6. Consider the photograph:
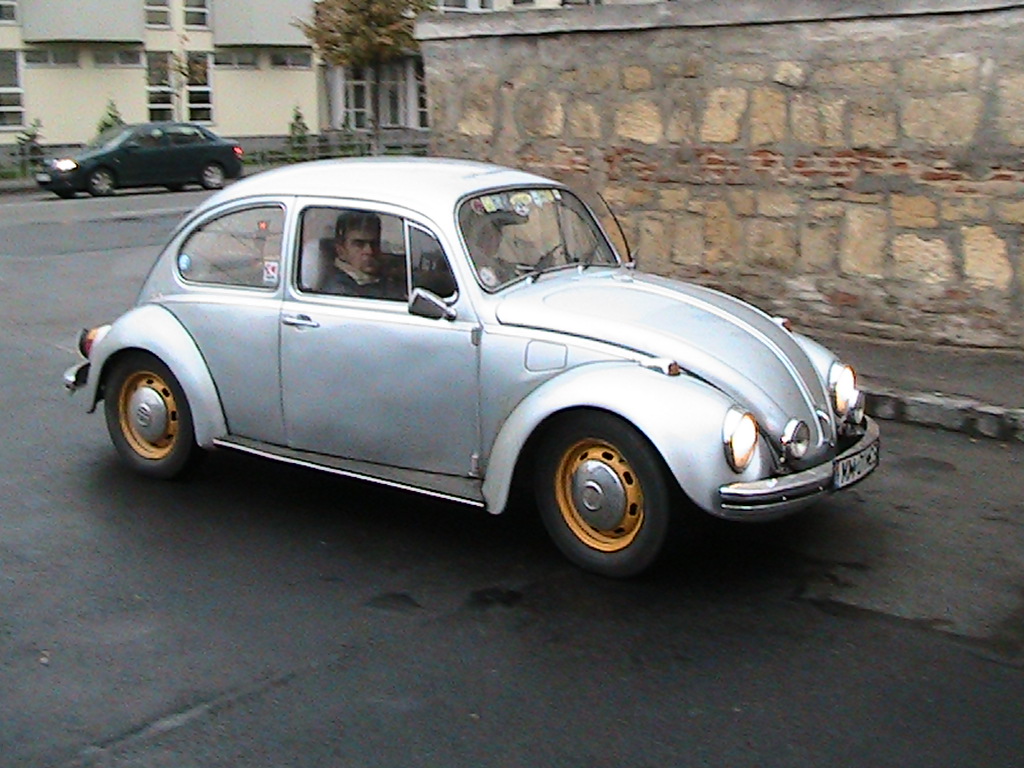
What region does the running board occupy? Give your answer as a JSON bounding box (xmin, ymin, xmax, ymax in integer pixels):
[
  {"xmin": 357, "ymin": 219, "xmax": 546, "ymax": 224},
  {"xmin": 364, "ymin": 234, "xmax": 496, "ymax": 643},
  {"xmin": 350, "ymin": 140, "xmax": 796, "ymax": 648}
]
[{"xmin": 213, "ymin": 436, "xmax": 486, "ymax": 508}]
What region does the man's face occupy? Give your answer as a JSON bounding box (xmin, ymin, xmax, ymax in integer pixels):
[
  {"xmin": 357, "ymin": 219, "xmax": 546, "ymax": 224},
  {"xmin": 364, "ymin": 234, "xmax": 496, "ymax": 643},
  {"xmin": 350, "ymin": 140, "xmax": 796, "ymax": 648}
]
[{"xmin": 336, "ymin": 228, "xmax": 380, "ymax": 275}]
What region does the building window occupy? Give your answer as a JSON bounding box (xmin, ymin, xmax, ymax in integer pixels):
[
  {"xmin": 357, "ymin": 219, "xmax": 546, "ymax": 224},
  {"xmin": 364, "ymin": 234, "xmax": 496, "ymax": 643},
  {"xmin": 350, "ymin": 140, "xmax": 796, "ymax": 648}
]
[
  {"xmin": 331, "ymin": 58, "xmax": 427, "ymax": 131},
  {"xmin": 94, "ymin": 49, "xmax": 142, "ymax": 67},
  {"xmin": 146, "ymin": 51, "xmax": 173, "ymax": 121},
  {"xmin": 24, "ymin": 48, "xmax": 79, "ymax": 67},
  {"xmin": 269, "ymin": 50, "xmax": 312, "ymax": 70},
  {"xmin": 0, "ymin": 1, "xmax": 15, "ymax": 22},
  {"xmin": 184, "ymin": 0, "xmax": 209, "ymax": 27},
  {"xmin": 437, "ymin": 0, "xmax": 493, "ymax": 10},
  {"xmin": 186, "ymin": 52, "xmax": 212, "ymax": 122},
  {"xmin": 0, "ymin": 50, "xmax": 23, "ymax": 126},
  {"xmin": 214, "ymin": 49, "xmax": 258, "ymax": 69},
  {"xmin": 145, "ymin": 0, "xmax": 170, "ymax": 26}
]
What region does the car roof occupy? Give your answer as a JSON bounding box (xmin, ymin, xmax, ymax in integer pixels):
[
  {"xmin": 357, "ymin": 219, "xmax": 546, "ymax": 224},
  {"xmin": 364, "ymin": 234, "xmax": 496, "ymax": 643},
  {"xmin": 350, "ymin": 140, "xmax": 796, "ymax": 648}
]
[{"xmin": 196, "ymin": 157, "xmax": 561, "ymax": 223}]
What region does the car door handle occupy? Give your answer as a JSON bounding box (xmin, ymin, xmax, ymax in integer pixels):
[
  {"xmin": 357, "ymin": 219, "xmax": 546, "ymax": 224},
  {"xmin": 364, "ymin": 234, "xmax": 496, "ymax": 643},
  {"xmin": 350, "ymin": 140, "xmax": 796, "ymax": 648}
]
[{"xmin": 281, "ymin": 313, "xmax": 320, "ymax": 329}]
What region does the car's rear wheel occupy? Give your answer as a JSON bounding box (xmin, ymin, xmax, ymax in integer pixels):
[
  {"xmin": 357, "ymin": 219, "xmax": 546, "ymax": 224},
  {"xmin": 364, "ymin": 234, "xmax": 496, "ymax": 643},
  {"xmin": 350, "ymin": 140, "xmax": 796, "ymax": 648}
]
[
  {"xmin": 535, "ymin": 411, "xmax": 673, "ymax": 578},
  {"xmin": 103, "ymin": 352, "xmax": 200, "ymax": 479},
  {"xmin": 86, "ymin": 168, "xmax": 115, "ymax": 196},
  {"xmin": 200, "ymin": 162, "xmax": 225, "ymax": 189}
]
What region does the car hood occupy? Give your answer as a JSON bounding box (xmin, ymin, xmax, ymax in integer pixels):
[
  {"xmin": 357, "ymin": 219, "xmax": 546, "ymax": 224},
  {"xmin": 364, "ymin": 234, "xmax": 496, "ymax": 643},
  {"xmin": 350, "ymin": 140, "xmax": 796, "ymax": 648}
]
[{"xmin": 494, "ymin": 269, "xmax": 835, "ymax": 452}]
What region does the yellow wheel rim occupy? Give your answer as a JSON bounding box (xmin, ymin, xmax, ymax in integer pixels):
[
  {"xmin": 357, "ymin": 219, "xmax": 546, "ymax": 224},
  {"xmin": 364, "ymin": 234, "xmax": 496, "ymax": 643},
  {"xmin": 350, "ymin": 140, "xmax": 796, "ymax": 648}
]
[
  {"xmin": 553, "ymin": 438, "xmax": 644, "ymax": 553},
  {"xmin": 117, "ymin": 370, "xmax": 179, "ymax": 460}
]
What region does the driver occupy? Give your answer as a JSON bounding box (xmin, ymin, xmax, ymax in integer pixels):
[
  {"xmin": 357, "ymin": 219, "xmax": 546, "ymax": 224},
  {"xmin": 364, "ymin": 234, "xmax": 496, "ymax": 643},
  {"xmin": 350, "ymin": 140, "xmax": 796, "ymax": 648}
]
[{"xmin": 322, "ymin": 211, "xmax": 404, "ymax": 299}]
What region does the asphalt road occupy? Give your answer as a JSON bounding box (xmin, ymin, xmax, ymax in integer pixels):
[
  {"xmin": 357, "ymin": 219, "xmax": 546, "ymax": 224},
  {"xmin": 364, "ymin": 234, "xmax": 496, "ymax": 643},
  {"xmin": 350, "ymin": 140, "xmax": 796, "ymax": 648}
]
[{"xmin": 2, "ymin": 190, "xmax": 1022, "ymax": 768}]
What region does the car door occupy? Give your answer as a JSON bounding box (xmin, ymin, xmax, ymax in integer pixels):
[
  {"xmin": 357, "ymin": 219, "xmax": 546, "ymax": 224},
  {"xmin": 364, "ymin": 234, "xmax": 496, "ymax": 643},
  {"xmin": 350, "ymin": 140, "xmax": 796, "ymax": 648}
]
[
  {"xmin": 280, "ymin": 204, "xmax": 481, "ymax": 477},
  {"xmin": 119, "ymin": 126, "xmax": 173, "ymax": 187},
  {"xmin": 163, "ymin": 124, "xmax": 202, "ymax": 184}
]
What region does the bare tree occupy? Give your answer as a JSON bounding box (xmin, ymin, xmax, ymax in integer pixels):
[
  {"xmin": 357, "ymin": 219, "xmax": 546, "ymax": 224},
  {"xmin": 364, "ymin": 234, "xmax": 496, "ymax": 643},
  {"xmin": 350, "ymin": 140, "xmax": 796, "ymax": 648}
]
[{"xmin": 296, "ymin": 0, "xmax": 433, "ymax": 154}]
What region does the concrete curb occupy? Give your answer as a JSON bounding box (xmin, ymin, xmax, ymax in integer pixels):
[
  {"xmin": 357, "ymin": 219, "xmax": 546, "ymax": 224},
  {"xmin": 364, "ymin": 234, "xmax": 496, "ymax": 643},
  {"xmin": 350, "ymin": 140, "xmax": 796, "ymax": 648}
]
[{"xmin": 864, "ymin": 386, "xmax": 1024, "ymax": 442}]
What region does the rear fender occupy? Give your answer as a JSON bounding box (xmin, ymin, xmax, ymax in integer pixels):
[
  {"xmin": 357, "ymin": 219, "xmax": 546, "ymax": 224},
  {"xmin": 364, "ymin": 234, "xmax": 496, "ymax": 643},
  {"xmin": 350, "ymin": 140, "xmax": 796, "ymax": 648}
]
[
  {"xmin": 84, "ymin": 304, "xmax": 227, "ymax": 448},
  {"xmin": 482, "ymin": 362, "xmax": 774, "ymax": 515}
]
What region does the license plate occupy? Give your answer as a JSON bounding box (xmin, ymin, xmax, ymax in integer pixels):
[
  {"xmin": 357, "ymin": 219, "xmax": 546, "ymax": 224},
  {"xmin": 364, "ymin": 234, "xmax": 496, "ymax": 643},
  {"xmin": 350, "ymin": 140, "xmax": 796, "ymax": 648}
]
[
  {"xmin": 834, "ymin": 438, "xmax": 879, "ymax": 489},
  {"xmin": 35, "ymin": 172, "xmax": 51, "ymax": 183}
]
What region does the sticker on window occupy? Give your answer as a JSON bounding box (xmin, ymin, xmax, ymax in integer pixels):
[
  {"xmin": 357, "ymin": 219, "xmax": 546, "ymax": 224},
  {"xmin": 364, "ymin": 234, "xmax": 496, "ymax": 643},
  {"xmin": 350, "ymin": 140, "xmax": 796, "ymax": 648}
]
[{"xmin": 262, "ymin": 261, "xmax": 279, "ymax": 285}]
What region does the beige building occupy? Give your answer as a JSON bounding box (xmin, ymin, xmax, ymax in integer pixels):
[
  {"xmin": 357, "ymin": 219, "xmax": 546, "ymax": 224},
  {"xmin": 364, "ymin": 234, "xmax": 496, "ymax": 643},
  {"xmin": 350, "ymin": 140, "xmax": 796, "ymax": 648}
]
[{"xmin": 1, "ymin": 0, "xmax": 443, "ymax": 145}]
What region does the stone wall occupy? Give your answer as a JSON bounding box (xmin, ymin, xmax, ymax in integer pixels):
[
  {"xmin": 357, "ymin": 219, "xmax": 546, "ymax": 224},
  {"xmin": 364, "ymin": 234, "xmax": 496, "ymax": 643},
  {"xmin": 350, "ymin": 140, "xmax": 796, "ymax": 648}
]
[{"xmin": 418, "ymin": 0, "xmax": 1024, "ymax": 348}]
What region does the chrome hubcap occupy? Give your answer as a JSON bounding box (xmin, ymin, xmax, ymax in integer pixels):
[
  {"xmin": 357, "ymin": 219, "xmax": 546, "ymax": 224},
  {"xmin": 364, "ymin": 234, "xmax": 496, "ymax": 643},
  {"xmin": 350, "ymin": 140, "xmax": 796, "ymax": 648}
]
[
  {"xmin": 571, "ymin": 458, "xmax": 627, "ymax": 530},
  {"xmin": 127, "ymin": 386, "xmax": 169, "ymax": 444}
]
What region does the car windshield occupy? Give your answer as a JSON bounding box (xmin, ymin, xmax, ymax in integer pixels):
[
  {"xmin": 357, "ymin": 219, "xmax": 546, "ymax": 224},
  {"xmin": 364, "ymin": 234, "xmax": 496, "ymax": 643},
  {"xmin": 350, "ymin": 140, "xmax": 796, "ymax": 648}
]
[
  {"xmin": 458, "ymin": 188, "xmax": 619, "ymax": 291},
  {"xmin": 85, "ymin": 125, "xmax": 132, "ymax": 151}
]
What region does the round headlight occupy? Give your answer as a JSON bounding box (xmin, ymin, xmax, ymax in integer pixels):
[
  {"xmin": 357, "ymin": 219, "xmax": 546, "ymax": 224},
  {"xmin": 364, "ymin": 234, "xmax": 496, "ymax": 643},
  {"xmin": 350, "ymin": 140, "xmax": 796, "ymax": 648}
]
[
  {"xmin": 723, "ymin": 407, "xmax": 758, "ymax": 473},
  {"xmin": 829, "ymin": 363, "xmax": 859, "ymax": 419},
  {"xmin": 781, "ymin": 419, "xmax": 810, "ymax": 461}
]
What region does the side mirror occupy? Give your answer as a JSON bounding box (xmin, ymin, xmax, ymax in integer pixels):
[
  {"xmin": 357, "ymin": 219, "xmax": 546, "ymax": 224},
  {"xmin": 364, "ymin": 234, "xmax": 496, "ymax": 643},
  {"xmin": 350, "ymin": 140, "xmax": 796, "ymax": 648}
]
[{"xmin": 409, "ymin": 287, "xmax": 456, "ymax": 321}]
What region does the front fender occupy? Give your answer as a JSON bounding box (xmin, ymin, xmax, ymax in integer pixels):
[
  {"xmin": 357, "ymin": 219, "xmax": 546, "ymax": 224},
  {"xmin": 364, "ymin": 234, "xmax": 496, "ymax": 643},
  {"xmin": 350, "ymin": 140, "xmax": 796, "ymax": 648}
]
[
  {"xmin": 482, "ymin": 362, "xmax": 773, "ymax": 515},
  {"xmin": 84, "ymin": 304, "xmax": 227, "ymax": 448}
]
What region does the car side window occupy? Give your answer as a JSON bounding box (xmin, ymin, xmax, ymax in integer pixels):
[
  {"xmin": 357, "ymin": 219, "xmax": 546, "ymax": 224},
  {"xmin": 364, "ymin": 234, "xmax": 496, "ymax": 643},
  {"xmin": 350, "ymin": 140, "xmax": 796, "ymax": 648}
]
[
  {"xmin": 135, "ymin": 128, "xmax": 164, "ymax": 148},
  {"xmin": 298, "ymin": 206, "xmax": 408, "ymax": 301},
  {"xmin": 177, "ymin": 205, "xmax": 284, "ymax": 289},
  {"xmin": 409, "ymin": 225, "xmax": 457, "ymax": 299},
  {"xmin": 168, "ymin": 126, "xmax": 201, "ymax": 145}
]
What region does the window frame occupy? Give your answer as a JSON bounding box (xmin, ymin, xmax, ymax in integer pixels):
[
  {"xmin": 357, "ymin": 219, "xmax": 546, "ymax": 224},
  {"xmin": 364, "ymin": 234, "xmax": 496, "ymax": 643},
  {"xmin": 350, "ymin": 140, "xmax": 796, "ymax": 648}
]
[
  {"xmin": 214, "ymin": 49, "xmax": 259, "ymax": 70},
  {"xmin": 94, "ymin": 48, "xmax": 143, "ymax": 68},
  {"xmin": 0, "ymin": 0, "xmax": 16, "ymax": 23},
  {"xmin": 146, "ymin": 51, "xmax": 174, "ymax": 122},
  {"xmin": 186, "ymin": 51, "xmax": 213, "ymax": 123},
  {"xmin": 269, "ymin": 50, "xmax": 312, "ymax": 70},
  {"xmin": 332, "ymin": 57, "xmax": 428, "ymax": 132},
  {"xmin": 0, "ymin": 50, "xmax": 24, "ymax": 127},
  {"xmin": 184, "ymin": 0, "xmax": 210, "ymax": 28},
  {"xmin": 144, "ymin": 0, "xmax": 170, "ymax": 27},
  {"xmin": 23, "ymin": 47, "xmax": 80, "ymax": 68}
]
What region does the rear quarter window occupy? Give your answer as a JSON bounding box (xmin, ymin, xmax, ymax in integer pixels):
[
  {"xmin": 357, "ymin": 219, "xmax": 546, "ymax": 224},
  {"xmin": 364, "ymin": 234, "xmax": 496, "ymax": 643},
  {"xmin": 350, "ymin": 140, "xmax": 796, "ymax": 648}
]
[{"xmin": 177, "ymin": 206, "xmax": 284, "ymax": 289}]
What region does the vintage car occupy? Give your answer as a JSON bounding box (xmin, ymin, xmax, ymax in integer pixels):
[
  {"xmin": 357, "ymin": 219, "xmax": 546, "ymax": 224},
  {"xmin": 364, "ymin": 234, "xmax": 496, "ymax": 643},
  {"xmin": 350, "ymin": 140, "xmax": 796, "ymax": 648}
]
[{"xmin": 63, "ymin": 158, "xmax": 879, "ymax": 577}]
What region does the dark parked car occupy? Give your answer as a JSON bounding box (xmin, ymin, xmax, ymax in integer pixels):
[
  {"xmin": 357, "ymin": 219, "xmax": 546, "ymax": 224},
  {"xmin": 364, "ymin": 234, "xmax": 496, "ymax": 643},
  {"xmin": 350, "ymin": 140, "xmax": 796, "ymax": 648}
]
[{"xmin": 36, "ymin": 122, "xmax": 243, "ymax": 198}]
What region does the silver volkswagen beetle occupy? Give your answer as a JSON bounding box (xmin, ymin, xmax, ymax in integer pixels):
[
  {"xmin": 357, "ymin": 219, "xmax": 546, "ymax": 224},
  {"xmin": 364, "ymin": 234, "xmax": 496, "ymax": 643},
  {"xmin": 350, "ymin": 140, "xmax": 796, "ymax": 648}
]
[{"xmin": 64, "ymin": 157, "xmax": 879, "ymax": 577}]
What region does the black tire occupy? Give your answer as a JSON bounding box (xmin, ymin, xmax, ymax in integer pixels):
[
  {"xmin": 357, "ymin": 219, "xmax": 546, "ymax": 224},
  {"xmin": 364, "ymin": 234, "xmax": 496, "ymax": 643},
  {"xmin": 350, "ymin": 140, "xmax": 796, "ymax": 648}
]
[
  {"xmin": 55, "ymin": 190, "xmax": 76, "ymax": 199},
  {"xmin": 535, "ymin": 411, "xmax": 673, "ymax": 578},
  {"xmin": 165, "ymin": 183, "xmax": 185, "ymax": 192},
  {"xmin": 200, "ymin": 162, "xmax": 225, "ymax": 189},
  {"xmin": 103, "ymin": 352, "xmax": 201, "ymax": 479},
  {"xmin": 86, "ymin": 167, "xmax": 115, "ymax": 196}
]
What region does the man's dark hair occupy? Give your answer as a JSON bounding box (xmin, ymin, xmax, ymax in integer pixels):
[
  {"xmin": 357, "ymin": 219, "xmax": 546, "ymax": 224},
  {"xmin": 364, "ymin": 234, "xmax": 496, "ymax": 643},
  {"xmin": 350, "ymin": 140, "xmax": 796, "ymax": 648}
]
[{"xmin": 335, "ymin": 211, "xmax": 381, "ymax": 240}]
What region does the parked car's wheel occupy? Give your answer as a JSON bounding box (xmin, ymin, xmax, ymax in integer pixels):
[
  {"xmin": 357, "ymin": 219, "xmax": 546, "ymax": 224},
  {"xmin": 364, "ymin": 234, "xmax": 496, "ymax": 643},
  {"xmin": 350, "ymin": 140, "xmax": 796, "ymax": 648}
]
[
  {"xmin": 86, "ymin": 168, "xmax": 116, "ymax": 196},
  {"xmin": 535, "ymin": 411, "xmax": 673, "ymax": 578},
  {"xmin": 103, "ymin": 352, "xmax": 200, "ymax": 479},
  {"xmin": 165, "ymin": 183, "xmax": 185, "ymax": 192},
  {"xmin": 200, "ymin": 162, "xmax": 226, "ymax": 189},
  {"xmin": 55, "ymin": 190, "xmax": 76, "ymax": 199}
]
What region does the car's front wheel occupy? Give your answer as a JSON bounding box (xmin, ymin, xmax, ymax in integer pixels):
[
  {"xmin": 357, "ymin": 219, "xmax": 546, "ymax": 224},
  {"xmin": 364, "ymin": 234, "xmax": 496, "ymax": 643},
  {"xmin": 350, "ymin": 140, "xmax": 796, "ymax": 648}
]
[
  {"xmin": 200, "ymin": 162, "xmax": 225, "ymax": 189},
  {"xmin": 535, "ymin": 411, "xmax": 673, "ymax": 578},
  {"xmin": 86, "ymin": 168, "xmax": 115, "ymax": 196},
  {"xmin": 103, "ymin": 352, "xmax": 201, "ymax": 479}
]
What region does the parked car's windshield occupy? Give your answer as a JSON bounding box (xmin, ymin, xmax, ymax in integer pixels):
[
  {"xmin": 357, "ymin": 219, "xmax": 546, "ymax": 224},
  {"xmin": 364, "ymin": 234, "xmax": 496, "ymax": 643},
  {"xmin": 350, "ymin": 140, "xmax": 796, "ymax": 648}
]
[{"xmin": 458, "ymin": 188, "xmax": 619, "ymax": 291}]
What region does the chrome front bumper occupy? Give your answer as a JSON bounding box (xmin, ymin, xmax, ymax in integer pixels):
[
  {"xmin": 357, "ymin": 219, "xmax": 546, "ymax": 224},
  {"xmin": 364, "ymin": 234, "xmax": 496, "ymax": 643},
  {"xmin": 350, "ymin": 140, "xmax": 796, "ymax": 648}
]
[
  {"xmin": 717, "ymin": 417, "xmax": 880, "ymax": 521},
  {"xmin": 63, "ymin": 360, "xmax": 90, "ymax": 391}
]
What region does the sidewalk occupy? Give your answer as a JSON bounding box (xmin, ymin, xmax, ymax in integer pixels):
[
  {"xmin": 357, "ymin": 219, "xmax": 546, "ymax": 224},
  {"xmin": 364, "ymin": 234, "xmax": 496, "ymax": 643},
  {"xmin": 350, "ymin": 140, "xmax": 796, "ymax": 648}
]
[{"xmin": 816, "ymin": 331, "xmax": 1024, "ymax": 442}]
